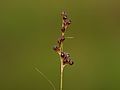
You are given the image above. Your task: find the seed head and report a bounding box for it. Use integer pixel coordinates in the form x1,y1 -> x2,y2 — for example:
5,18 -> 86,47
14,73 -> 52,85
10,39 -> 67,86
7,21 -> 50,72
53,11 -> 74,67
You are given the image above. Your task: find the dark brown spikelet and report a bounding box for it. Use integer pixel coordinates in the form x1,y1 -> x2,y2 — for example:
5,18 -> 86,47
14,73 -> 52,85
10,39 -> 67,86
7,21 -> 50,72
64,19 -> 71,26
61,52 -> 70,59
61,52 -> 65,58
53,45 -> 60,52
67,19 -> 71,25
63,58 -> 67,65
66,53 -> 70,58
57,36 -> 65,45
63,15 -> 67,20
69,60 -> 74,65
61,27 -> 65,32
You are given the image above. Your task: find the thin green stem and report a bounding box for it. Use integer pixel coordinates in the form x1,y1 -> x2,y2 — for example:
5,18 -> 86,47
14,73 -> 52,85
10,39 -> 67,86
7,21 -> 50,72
60,59 -> 65,90
34,67 -> 56,90
60,43 -> 65,90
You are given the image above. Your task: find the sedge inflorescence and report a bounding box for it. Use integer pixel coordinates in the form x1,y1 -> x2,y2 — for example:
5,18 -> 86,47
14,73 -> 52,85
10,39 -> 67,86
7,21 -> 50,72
53,11 -> 74,66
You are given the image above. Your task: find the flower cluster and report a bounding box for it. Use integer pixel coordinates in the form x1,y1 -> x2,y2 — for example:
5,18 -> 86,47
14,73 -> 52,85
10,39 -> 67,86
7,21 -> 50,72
61,52 -> 74,65
53,11 -> 74,66
61,11 -> 71,34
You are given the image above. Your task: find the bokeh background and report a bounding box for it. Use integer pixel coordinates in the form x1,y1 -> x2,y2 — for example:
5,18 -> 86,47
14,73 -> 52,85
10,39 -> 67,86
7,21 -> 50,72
0,0 -> 120,90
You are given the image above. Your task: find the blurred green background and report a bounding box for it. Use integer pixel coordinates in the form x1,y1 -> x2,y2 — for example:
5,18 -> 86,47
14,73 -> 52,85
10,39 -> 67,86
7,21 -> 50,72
0,0 -> 120,90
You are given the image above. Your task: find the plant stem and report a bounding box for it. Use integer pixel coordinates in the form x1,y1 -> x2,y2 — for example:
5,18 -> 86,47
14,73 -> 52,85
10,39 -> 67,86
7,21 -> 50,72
60,57 -> 64,90
53,11 -> 73,90
60,43 -> 65,90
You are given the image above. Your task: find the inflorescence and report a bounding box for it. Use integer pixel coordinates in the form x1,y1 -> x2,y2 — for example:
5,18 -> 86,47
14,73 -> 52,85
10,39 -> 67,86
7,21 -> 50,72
53,11 -> 74,66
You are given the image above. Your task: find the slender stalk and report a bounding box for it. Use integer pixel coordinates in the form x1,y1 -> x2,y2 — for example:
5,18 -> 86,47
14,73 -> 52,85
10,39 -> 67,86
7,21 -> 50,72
34,67 -> 56,90
60,58 -> 64,90
60,41 -> 64,90
53,11 -> 74,90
